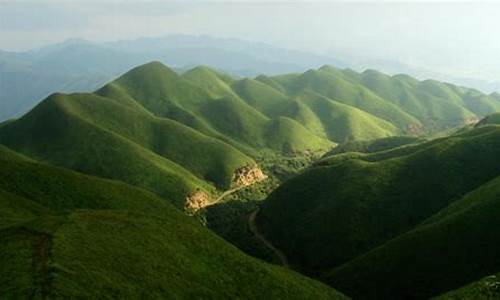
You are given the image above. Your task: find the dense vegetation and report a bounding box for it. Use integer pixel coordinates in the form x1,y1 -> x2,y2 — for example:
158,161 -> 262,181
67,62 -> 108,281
435,272 -> 500,299
323,135 -> 423,156
259,123 -> 500,298
2,60 -> 500,299
326,174 -> 500,299
0,145 -> 346,299
3,61 -> 499,206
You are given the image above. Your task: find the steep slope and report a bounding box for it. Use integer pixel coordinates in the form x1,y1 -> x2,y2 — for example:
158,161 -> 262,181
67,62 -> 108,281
269,68 -> 423,131
259,125 -> 500,275
264,117 -> 334,153
231,77 -> 290,117
0,93 -> 219,207
341,68 -> 500,129
476,112 -> 500,126
99,62 -> 335,153
325,174 -> 500,299
182,65 -> 237,98
435,272 -> 500,300
324,136 -> 424,156
0,145 -> 347,299
291,91 -> 400,142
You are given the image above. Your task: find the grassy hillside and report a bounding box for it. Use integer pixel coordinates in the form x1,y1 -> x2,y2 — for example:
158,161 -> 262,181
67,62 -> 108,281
325,174 -> 500,299
0,145 -> 347,299
259,125 -> 500,275
477,112 -> 500,126
269,68 -> 423,130
0,94 -> 218,207
3,60 -> 499,207
99,62 -> 500,150
323,136 -> 424,156
100,62 -> 335,153
435,273 -> 500,300
338,67 -> 500,129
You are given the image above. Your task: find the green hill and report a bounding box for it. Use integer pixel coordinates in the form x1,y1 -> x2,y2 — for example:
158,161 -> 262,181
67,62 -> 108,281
434,272 -> 500,300
2,60 -> 499,209
323,136 -> 424,156
339,68 -> 500,129
326,174 -> 500,299
0,93 -> 222,207
476,112 -> 500,126
0,145 -> 347,299
99,62 -> 334,154
258,124 -> 500,278
101,62 -> 500,149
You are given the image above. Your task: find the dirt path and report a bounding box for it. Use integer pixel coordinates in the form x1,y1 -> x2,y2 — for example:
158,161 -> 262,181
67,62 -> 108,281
248,208 -> 290,268
203,185 -> 247,209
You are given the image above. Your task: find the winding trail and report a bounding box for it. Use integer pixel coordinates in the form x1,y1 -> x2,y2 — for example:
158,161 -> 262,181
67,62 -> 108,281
248,208 -> 290,268
203,185 -> 247,209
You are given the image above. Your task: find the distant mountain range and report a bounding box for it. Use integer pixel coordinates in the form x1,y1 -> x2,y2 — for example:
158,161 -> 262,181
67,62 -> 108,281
0,35 -> 344,121
2,35 -> 500,122
2,60 -> 500,299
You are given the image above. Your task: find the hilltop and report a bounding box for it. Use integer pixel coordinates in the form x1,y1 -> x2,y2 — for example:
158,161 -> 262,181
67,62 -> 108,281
0,145 -> 347,299
258,121 -> 500,298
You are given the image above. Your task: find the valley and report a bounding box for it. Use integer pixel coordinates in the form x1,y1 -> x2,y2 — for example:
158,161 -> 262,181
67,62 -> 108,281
1,60 -> 500,299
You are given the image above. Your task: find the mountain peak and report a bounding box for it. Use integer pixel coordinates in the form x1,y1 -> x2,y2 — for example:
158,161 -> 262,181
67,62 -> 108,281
118,61 -> 179,83
319,64 -> 338,73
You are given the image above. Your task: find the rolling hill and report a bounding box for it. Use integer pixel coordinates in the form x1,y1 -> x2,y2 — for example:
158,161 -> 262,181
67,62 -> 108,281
0,145 -> 347,299
326,173 -> 500,299
0,35 -> 345,122
435,272 -> 500,299
3,60 -> 500,209
2,59 -> 500,299
257,122 -> 500,298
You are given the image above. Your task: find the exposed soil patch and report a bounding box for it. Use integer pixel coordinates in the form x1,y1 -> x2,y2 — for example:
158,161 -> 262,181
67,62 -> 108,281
185,190 -> 210,211
232,165 -> 267,188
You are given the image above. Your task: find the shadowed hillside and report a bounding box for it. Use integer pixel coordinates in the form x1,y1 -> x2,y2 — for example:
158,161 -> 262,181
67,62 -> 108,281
258,122 -> 500,299
0,145 -> 347,299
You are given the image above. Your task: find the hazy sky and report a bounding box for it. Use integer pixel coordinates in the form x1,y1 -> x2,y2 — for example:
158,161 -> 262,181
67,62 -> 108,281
2,1 -> 500,78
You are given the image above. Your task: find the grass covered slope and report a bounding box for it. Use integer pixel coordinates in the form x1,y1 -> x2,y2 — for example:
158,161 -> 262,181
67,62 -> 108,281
259,125 -> 500,274
0,146 -> 347,299
476,112 -> 500,126
267,68 -> 423,131
99,61 -> 500,151
338,67 -> 500,129
0,94 -> 217,207
435,273 -> 500,300
100,62 -> 334,154
326,174 -> 500,299
324,136 -> 424,156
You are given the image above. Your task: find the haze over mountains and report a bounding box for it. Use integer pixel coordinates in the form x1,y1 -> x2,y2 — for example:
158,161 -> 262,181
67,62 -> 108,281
0,36 -> 344,121
1,59 -> 500,299
2,61 -> 499,208
3,35 -> 500,122
3,0 -> 500,298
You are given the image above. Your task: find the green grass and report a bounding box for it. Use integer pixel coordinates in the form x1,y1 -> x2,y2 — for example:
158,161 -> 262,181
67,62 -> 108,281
271,68 -> 423,131
323,136 -> 424,157
259,125 -> 500,276
477,113 -> 500,126
293,91 -> 400,142
434,273 -> 500,300
325,174 -> 500,299
0,145 -> 347,299
203,152 -> 322,265
100,62 -> 335,153
0,95 -> 216,207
